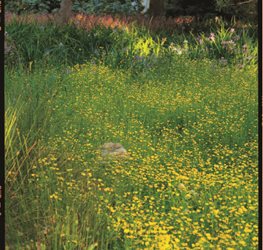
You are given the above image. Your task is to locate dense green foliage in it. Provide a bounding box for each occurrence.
[5,14,258,250]
[6,0,142,14]
[6,0,257,20]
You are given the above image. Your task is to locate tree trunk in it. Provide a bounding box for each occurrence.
[149,0,165,16]
[56,0,73,25]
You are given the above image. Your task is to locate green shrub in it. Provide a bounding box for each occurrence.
[6,0,142,14]
[5,19,166,73]
[215,0,257,20]
[5,20,126,67]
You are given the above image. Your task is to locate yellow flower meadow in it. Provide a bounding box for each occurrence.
[6,50,257,249]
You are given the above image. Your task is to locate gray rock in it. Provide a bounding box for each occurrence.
[100,142,128,158]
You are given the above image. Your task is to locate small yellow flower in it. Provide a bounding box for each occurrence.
[240,240,247,246]
[185,194,191,199]
[178,183,186,191]
[213,209,220,216]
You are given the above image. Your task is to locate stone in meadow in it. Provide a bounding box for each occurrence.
[100,142,128,159]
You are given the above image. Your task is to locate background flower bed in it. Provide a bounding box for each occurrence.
[5,12,257,69]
